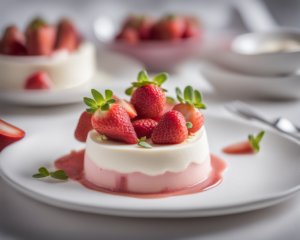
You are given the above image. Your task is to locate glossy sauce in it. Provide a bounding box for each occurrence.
[55,150,227,199]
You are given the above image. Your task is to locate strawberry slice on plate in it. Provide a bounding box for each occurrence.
[173,86,206,134]
[74,111,93,142]
[84,89,138,144]
[0,119,25,152]
[24,71,53,90]
[223,131,265,154]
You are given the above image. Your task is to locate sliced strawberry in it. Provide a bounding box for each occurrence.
[24,71,53,89]
[0,25,26,55]
[26,18,56,55]
[116,28,139,43]
[132,118,157,139]
[116,99,137,119]
[84,89,138,144]
[173,103,204,134]
[55,19,79,52]
[0,119,25,152]
[152,110,188,144]
[223,141,254,154]
[74,111,93,142]
[153,101,175,122]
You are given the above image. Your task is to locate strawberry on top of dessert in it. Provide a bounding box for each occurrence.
[0,26,26,55]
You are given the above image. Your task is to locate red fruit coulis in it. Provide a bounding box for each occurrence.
[54,150,227,199]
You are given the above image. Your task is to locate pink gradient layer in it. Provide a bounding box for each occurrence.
[84,154,212,193]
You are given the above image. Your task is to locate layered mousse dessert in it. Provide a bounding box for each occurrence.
[0,18,95,90]
[64,70,225,196]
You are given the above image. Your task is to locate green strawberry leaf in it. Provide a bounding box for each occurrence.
[50,170,69,180]
[137,70,149,82]
[32,173,48,178]
[186,122,193,129]
[101,103,110,111]
[140,136,146,141]
[249,135,260,152]
[84,97,97,108]
[166,96,175,104]
[125,87,134,96]
[91,89,105,105]
[194,103,207,109]
[106,99,117,104]
[38,167,49,176]
[184,86,194,102]
[194,90,202,104]
[256,130,265,143]
[105,89,113,100]
[161,88,168,92]
[86,108,96,114]
[153,73,168,86]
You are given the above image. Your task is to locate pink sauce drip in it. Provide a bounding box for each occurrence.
[54,150,227,199]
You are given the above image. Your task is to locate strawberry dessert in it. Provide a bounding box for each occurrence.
[0,18,95,90]
[54,70,226,197]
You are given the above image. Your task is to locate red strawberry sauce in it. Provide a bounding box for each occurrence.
[54,150,226,199]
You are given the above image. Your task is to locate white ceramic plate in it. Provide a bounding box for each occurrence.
[1,114,300,218]
[200,61,300,100]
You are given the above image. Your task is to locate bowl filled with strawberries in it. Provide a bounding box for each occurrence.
[94,14,202,71]
[0,17,96,91]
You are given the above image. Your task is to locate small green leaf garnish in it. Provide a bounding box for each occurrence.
[125,70,169,96]
[248,130,265,152]
[138,136,152,149]
[186,122,193,129]
[32,167,68,180]
[176,86,207,110]
[166,96,176,104]
[84,89,116,113]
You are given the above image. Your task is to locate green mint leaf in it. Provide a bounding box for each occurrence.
[84,97,97,108]
[249,135,259,152]
[125,87,134,96]
[50,170,69,180]
[186,122,193,129]
[184,86,194,102]
[86,108,96,114]
[137,70,149,82]
[194,103,207,109]
[106,99,117,104]
[105,89,113,100]
[91,89,105,105]
[101,103,110,111]
[166,96,175,104]
[153,73,168,86]
[140,136,146,141]
[138,141,152,149]
[32,173,47,178]
[256,130,265,143]
[38,167,49,176]
[194,90,202,104]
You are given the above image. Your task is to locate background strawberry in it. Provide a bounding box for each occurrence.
[0,25,26,55]
[152,110,188,144]
[126,70,168,119]
[24,71,53,89]
[0,119,25,152]
[26,18,56,55]
[74,111,93,142]
[132,118,157,139]
[116,28,139,43]
[55,19,80,52]
[84,89,138,144]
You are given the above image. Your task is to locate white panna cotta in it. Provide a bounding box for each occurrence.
[0,42,96,89]
[84,127,211,193]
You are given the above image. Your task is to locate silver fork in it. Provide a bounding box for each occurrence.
[224,100,300,139]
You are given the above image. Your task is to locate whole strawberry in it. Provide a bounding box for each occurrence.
[126,70,168,119]
[74,111,93,142]
[132,118,157,139]
[182,16,201,39]
[26,18,56,55]
[123,15,154,40]
[0,119,25,152]
[151,15,185,40]
[152,110,188,144]
[173,86,206,134]
[116,28,139,43]
[84,89,138,144]
[55,19,80,52]
[0,26,26,55]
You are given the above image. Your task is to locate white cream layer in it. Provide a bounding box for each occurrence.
[85,126,210,176]
[0,42,96,89]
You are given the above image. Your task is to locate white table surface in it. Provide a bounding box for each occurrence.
[1,60,300,240]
